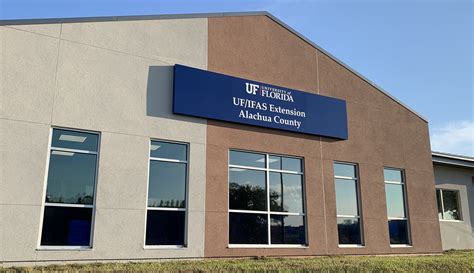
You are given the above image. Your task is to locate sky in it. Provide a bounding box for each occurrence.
[1,0,473,156]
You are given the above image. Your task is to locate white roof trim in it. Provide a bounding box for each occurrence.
[432,151,474,169]
[432,151,474,162]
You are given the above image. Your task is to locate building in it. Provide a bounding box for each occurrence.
[432,152,474,250]
[1,12,442,265]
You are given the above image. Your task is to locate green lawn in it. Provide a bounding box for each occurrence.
[4,250,473,272]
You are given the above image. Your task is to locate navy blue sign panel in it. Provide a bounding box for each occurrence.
[173,65,348,139]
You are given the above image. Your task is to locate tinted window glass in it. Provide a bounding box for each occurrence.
[442,190,461,220]
[229,168,266,211]
[51,129,98,152]
[229,150,306,246]
[148,161,186,208]
[150,141,187,161]
[282,157,301,172]
[270,215,305,244]
[41,206,92,246]
[436,189,443,219]
[337,217,362,245]
[334,163,356,178]
[229,151,265,168]
[335,179,359,216]
[385,184,406,218]
[269,172,282,211]
[269,173,303,213]
[46,152,97,205]
[269,156,281,170]
[229,213,268,244]
[282,174,303,213]
[146,210,185,245]
[388,220,409,244]
[269,172,283,211]
[384,169,402,183]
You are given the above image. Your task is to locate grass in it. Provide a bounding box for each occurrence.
[3,250,473,272]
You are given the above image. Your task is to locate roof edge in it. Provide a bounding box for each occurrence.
[432,151,474,169]
[0,11,428,122]
[432,151,474,162]
[0,11,270,25]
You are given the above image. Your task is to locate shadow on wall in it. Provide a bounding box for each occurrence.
[145,65,205,124]
[208,120,343,144]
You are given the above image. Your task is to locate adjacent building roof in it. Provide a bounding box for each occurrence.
[432,151,474,169]
[0,11,428,122]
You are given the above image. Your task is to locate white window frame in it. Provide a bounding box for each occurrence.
[144,139,189,249]
[334,161,364,247]
[384,167,411,247]
[228,149,307,248]
[37,127,100,250]
[436,188,463,222]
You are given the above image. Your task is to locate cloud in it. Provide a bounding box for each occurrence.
[431,120,474,156]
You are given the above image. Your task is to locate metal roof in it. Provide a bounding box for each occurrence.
[432,151,474,169]
[0,11,428,122]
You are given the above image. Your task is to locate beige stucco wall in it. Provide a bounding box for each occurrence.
[434,164,474,250]
[205,15,441,257]
[0,18,208,264]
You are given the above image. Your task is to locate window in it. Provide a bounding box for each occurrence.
[228,150,306,246]
[384,168,410,245]
[436,189,462,221]
[145,140,188,246]
[334,162,363,245]
[40,128,99,248]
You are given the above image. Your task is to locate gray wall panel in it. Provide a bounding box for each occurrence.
[1,18,208,264]
[0,120,50,206]
[1,27,59,123]
[60,19,207,68]
[434,164,474,250]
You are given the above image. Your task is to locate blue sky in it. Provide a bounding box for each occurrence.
[2,0,473,156]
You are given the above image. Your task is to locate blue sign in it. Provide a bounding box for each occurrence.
[173,65,348,139]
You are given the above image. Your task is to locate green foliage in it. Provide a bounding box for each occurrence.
[3,250,473,272]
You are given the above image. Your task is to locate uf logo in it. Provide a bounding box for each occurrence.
[245,82,259,95]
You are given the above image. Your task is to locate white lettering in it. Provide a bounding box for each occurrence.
[273,116,302,129]
[245,83,259,95]
[239,110,272,123]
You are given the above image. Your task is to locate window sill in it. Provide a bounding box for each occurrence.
[338,244,365,248]
[228,244,308,249]
[143,245,187,250]
[390,244,412,248]
[439,219,463,223]
[37,246,93,251]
